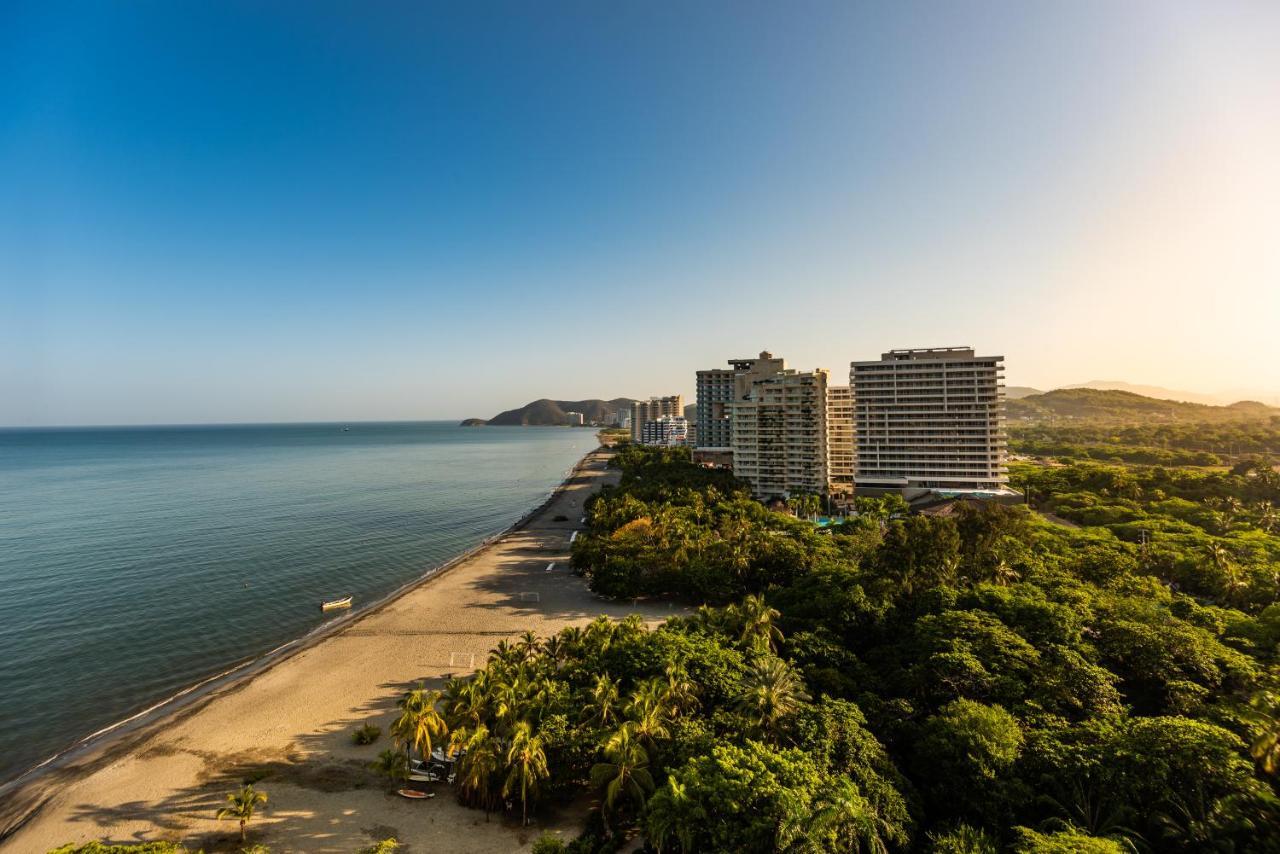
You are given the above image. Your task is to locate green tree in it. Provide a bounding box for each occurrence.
[590,721,655,831]
[1246,681,1280,775]
[654,741,825,853]
[736,593,784,653]
[779,776,892,854]
[584,672,620,728]
[449,724,502,815]
[503,720,550,826]
[216,783,268,843]
[370,747,407,783]
[913,699,1024,825]
[391,685,448,763]
[645,777,702,853]
[733,658,811,740]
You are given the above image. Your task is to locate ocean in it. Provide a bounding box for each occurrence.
[0,421,591,785]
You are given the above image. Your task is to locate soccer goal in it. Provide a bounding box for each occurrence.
[519,591,541,603]
[448,651,476,669]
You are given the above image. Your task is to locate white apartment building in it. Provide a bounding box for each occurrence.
[640,415,689,446]
[631,395,683,442]
[731,369,830,498]
[850,347,1008,493]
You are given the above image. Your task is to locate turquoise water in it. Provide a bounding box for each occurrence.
[0,422,590,784]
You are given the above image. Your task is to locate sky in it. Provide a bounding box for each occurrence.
[2,1,1278,426]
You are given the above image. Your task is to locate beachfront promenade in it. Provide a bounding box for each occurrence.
[2,446,678,853]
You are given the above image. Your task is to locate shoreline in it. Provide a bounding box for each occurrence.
[1,444,648,850]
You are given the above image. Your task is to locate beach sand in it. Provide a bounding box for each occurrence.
[2,445,676,853]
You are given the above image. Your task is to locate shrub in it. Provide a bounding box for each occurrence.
[352,723,381,745]
[531,832,568,854]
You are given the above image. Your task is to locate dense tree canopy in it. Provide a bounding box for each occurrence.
[551,445,1280,851]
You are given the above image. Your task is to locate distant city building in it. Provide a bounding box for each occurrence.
[850,347,1009,494]
[611,409,630,428]
[564,411,585,426]
[631,395,683,442]
[730,368,831,499]
[827,385,855,498]
[640,415,689,446]
[694,351,786,464]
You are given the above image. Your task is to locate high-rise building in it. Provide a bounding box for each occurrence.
[731,369,831,498]
[564,411,585,426]
[827,385,855,498]
[694,351,786,464]
[631,395,683,442]
[850,347,1008,493]
[640,415,689,446]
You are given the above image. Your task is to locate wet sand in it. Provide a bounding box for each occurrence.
[2,445,676,853]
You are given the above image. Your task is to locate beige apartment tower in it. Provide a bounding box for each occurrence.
[826,385,855,498]
[730,369,833,499]
[631,395,683,443]
[850,347,1008,493]
[694,351,787,464]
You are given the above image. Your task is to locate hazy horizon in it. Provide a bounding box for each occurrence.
[4,2,1279,427]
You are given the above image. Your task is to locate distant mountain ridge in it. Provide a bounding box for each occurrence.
[464,398,636,427]
[1008,388,1280,422]
[1005,386,1044,399]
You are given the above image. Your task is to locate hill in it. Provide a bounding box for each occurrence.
[1061,379,1280,407]
[1008,387,1280,423]
[465,397,636,427]
[1005,385,1043,399]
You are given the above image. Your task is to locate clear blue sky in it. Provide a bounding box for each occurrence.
[3,1,1278,425]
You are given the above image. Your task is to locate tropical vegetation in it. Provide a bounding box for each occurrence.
[215,783,268,843]
[533,442,1280,851]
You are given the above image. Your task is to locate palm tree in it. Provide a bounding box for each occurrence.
[370,747,408,783]
[625,678,672,748]
[662,662,700,717]
[733,658,811,739]
[445,677,490,730]
[559,625,585,657]
[1204,542,1246,604]
[392,685,448,764]
[1256,501,1278,534]
[216,783,267,843]
[737,594,783,653]
[543,634,570,667]
[785,778,891,854]
[583,673,620,729]
[585,616,618,652]
[1246,685,1280,776]
[490,639,520,666]
[503,721,549,826]
[450,724,503,816]
[646,777,699,853]
[516,630,541,662]
[990,555,1021,587]
[590,722,654,832]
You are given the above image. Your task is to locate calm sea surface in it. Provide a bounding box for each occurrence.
[0,422,590,784]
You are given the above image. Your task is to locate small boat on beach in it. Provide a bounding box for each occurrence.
[321,595,353,611]
[397,789,434,800]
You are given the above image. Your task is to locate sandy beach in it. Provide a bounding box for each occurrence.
[2,445,675,853]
